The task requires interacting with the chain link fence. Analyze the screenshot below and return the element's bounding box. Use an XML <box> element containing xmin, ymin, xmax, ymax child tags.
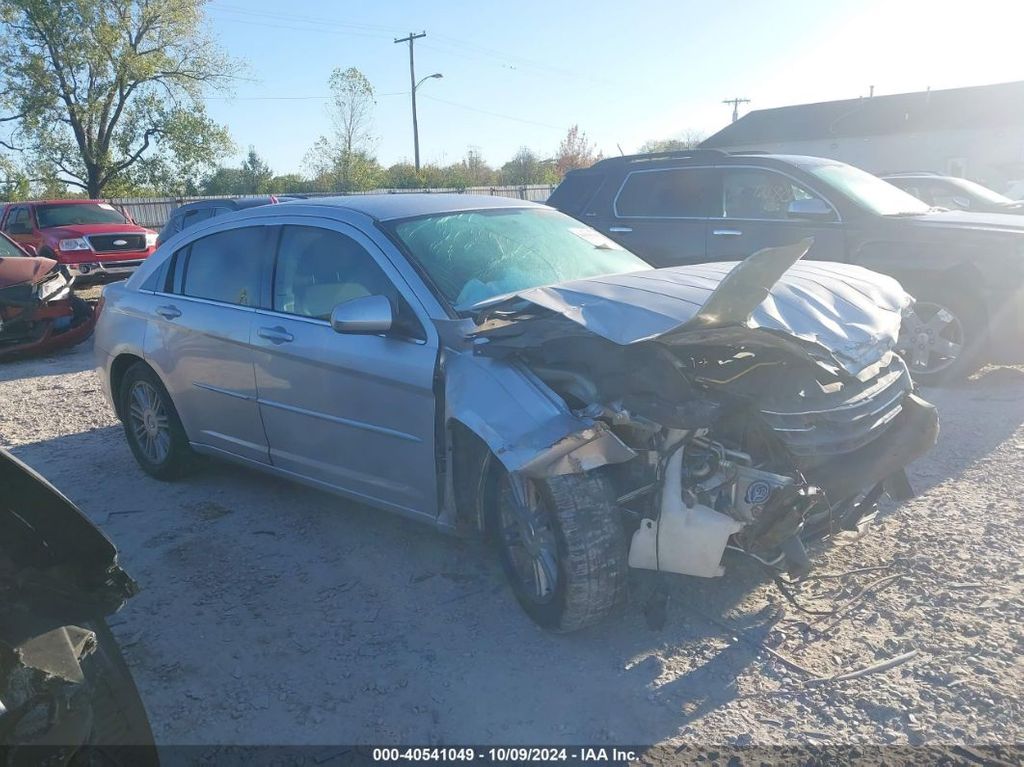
<box><xmin>103</xmin><ymin>185</ymin><xmax>555</xmax><ymax>229</ymax></box>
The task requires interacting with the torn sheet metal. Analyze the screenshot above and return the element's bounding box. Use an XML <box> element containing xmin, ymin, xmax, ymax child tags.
<box><xmin>480</xmin><ymin>257</ymin><xmax>912</xmax><ymax>376</ymax></box>
<box><xmin>444</xmin><ymin>353</ymin><xmax>636</xmax><ymax>477</ymax></box>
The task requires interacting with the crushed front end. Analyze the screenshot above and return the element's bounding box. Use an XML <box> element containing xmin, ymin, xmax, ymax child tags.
<box><xmin>0</xmin><ymin>257</ymin><xmax>96</xmax><ymax>361</ymax></box>
<box><xmin>469</xmin><ymin>246</ymin><xmax>939</xmax><ymax>579</ymax></box>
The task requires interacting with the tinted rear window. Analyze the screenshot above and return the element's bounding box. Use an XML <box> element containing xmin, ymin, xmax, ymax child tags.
<box><xmin>547</xmin><ymin>171</ymin><xmax>604</xmax><ymax>213</ymax></box>
<box><xmin>615</xmin><ymin>168</ymin><xmax>718</xmax><ymax>218</ymax></box>
<box><xmin>181</xmin><ymin>226</ymin><xmax>266</xmax><ymax>306</ymax></box>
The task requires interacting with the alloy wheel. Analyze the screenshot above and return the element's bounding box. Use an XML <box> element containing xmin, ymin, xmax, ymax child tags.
<box><xmin>127</xmin><ymin>380</ymin><xmax>171</xmax><ymax>465</ymax></box>
<box><xmin>497</xmin><ymin>475</ymin><xmax>560</xmax><ymax>604</ymax></box>
<box><xmin>900</xmin><ymin>301</ymin><xmax>965</xmax><ymax>375</ymax></box>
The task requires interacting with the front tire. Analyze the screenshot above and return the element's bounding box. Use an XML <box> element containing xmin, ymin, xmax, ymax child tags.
<box><xmin>119</xmin><ymin>362</ymin><xmax>193</xmax><ymax>480</ymax></box>
<box><xmin>487</xmin><ymin>465</ymin><xmax>628</xmax><ymax>632</ymax></box>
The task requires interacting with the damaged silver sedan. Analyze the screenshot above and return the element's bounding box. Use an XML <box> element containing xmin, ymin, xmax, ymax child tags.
<box><xmin>94</xmin><ymin>196</ymin><xmax>938</xmax><ymax>631</ymax></box>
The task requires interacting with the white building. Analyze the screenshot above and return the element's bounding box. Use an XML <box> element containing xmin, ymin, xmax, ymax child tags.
<box><xmin>700</xmin><ymin>81</ymin><xmax>1024</xmax><ymax>193</ymax></box>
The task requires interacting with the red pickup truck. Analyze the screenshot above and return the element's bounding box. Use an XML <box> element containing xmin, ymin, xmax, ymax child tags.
<box><xmin>0</xmin><ymin>200</ymin><xmax>157</xmax><ymax>281</ymax></box>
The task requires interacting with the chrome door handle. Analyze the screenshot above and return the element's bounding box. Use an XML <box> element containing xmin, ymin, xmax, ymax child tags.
<box><xmin>155</xmin><ymin>304</ymin><xmax>181</xmax><ymax>320</ymax></box>
<box><xmin>712</xmin><ymin>229</ymin><xmax>743</xmax><ymax>237</ymax></box>
<box><xmin>257</xmin><ymin>326</ymin><xmax>294</xmax><ymax>344</ymax></box>
<box><xmin>608</xmin><ymin>226</ymin><xmax>633</xmax><ymax>233</ymax></box>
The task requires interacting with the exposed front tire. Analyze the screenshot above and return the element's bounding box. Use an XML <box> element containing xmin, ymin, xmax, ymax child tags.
<box><xmin>119</xmin><ymin>362</ymin><xmax>194</xmax><ymax>481</ymax></box>
<box><xmin>898</xmin><ymin>287</ymin><xmax>985</xmax><ymax>385</ymax></box>
<box><xmin>487</xmin><ymin>464</ymin><xmax>628</xmax><ymax>632</ymax></box>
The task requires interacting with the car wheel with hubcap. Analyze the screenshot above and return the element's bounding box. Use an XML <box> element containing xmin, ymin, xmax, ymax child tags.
<box><xmin>119</xmin><ymin>362</ymin><xmax>193</xmax><ymax>480</ymax></box>
<box><xmin>488</xmin><ymin>464</ymin><xmax>628</xmax><ymax>632</ymax></box>
<box><xmin>898</xmin><ymin>289</ymin><xmax>984</xmax><ymax>385</ymax></box>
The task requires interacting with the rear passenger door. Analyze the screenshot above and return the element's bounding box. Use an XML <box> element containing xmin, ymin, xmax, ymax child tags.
<box><xmin>597</xmin><ymin>167</ymin><xmax>718</xmax><ymax>267</ymax></box>
<box><xmin>143</xmin><ymin>224</ymin><xmax>273</xmax><ymax>464</ymax></box>
<box><xmin>706</xmin><ymin>167</ymin><xmax>846</xmax><ymax>263</ymax></box>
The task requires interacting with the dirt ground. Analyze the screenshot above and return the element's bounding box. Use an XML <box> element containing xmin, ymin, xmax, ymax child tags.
<box><xmin>0</xmin><ymin>335</ymin><xmax>1021</xmax><ymax>753</ymax></box>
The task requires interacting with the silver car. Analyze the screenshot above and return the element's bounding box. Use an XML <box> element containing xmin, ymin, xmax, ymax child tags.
<box><xmin>95</xmin><ymin>195</ymin><xmax>937</xmax><ymax>632</ymax></box>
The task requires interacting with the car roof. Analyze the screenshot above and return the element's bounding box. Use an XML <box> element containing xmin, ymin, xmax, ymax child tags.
<box><xmin>172</xmin><ymin>197</ymin><xmax>279</xmax><ymax>213</ymax></box>
<box><xmin>586</xmin><ymin>150</ymin><xmax>844</xmax><ymax>172</ymax></box>
<box><xmin>274</xmin><ymin>193</ymin><xmax>541</xmax><ymax>221</ymax></box>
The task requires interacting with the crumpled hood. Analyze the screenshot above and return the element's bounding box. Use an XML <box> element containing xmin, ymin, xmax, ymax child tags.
<box><xmin>490</xmin><ymin>259</ymin><xmax>912</xmax><ymax>376</ymax></box>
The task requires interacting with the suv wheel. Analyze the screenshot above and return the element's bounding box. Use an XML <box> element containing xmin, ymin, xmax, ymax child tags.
<box><xmin>487</xmin><ymin>465</ymin><xmax>628</xmax><ymax>632</ymax></box>
<box><xmin>119</xmin><ymin>362</ymin><xmax>194</xmax><ymax>480</ymax></box>
<box><xmin>898</xmin><ymin>288</ymin><xmax>984</xmax><ymax>385</ymax></box>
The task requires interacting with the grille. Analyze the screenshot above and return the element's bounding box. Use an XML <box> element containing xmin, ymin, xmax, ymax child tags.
<box><xmin>87</xmin><ymin>233</ymin><xmax>146</xmax><ymax>253</ymax></box>
<box><xmin>759</xmin><ymin>356</ymin><xmax>912</xmax><ymax>460</ymax></box>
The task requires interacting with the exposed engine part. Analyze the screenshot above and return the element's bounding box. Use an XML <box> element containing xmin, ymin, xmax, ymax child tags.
<box><xmin>628</xmin><ymin>442</ymin><xmax>743</xmax><ymax>578</ymax></box>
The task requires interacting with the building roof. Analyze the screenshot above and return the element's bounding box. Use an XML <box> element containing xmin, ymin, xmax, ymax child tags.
<box><xmin>701</xmin><ymin>81</ymin><xmax>1024</xmax><ymax>148</ymax></box>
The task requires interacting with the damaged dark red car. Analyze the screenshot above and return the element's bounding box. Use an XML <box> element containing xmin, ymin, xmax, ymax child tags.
<box><xmin>0</xmin><ymin>233</ymin><xmax>96</xmax><ymax>361</ymax></box>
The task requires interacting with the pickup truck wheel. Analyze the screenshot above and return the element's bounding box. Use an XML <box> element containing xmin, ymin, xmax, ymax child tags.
<box><xmin>489</xmin><ymin>466</ymin><xmax>628</xmax><ymax>632</ymax></box>
<box><xmin>119</xmin><ymin>362</ymin><xmax>193</xmax><ymax>480</ymax></box>
<box><xmin>898</xmin><ymin>288</ymin><xmax>984</xmax><ymax>385</ymax></box>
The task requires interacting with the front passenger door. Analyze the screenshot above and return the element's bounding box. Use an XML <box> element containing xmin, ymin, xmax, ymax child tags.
<box><xmin>251</xmin><ymin>222</ymin><xmax>439</xmax><ymax>520</ymax></box>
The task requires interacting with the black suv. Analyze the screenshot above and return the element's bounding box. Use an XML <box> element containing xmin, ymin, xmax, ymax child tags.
<box><xmin>549</xmin><ymin>150</ymin><xmax>1024</xmax><ymax>382</ymax></box>
<box><xmin>156</xmin><ymin>195</ymin><xmax>300</xmax><ymax>247</ymax></box>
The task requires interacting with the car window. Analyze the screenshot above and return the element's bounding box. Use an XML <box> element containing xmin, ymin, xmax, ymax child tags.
<box><xmin>4</xmin><ymin>208</ymin><xmax>29</xmax><ymax>233</ymax></box>
<box><xmin>181</xmin><ymin>207</ymin><xmax>214</xmax><ymax>230</ymax></box>
<box><xmin>0</xmin><ymin>234</ymin><xmax>24</xmax><ymax>257</ymax></box>
<box><xmin>615</xmin><ymin>168</ymin><xmax>718</xmax><ymax>218</ymax></box>
<box><xmin>722</xmin><ymin>169</ymin><xmax>824</xmax><ymax>220</ymax></box>
<box><xmin>273</xmin><ymin>225</ymin><xmax>401</xmax><ymax>321</ymax></box>
<box><xmin>180</xmin><ymin>226</ymin><xmax>266</xmax><ymax>306</ymax></box>
<box><xmin>36</xmin><ymin>203</ymin><xmax>127</xmax><ymax>227</ymax></box>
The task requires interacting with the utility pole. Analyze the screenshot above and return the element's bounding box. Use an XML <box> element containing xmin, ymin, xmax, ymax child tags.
<box><xmin>395</xmin><ymin>31</ymin><xmax>427</xmax><ymax>170</ymax></box>
<box><xmin>722</xmin><ymin>97</ymin><xmax>750</xmax><ymax>123</ymax></box>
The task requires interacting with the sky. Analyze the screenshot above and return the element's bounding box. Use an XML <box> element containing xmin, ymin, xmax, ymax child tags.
<box><xmin>201</xmin><ymin>0</ymin><xmax>1024</xmax><ymax>176</ymax></box>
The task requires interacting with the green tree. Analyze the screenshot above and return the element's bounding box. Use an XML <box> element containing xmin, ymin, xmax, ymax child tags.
<box><xmin>499</xmin><ymin>147</ymin><xmax>557</xmax><ymax>185</ymax></box>
<box><xmin>460</xmin><ymin>147</ymin><xmax>496</xmax><ymax>186</ymax></box>
<box><xmin>638</xmin><ymin>130</ymin><xmax>706</xmax><ymax>154</ymax></box>
<box><xmin>0</xmin><ymin>0</ymin><xmax>235</xmax><ymax>197</ymax></box>
<box><xmin>384</xmin><ymin>162</ymin><xmax>422</xmax><ymax>189</ymax></box>
<box><xmin>240</xmin><ymin>147</ymin><xmax>274</xmax><ymax>194</ymax></box>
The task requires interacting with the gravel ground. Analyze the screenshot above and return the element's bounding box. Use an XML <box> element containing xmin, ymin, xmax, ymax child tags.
<box><xmin>0</xmin><ymin>335</ymin><xmax>1021</xmax><ymax>754</ymax></box>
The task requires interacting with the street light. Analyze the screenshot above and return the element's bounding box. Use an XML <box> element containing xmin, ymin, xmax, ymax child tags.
<box><xmin>412</xmin><ymin>73</ymin><xmax>443</xmax><ymax>171</ymax></box>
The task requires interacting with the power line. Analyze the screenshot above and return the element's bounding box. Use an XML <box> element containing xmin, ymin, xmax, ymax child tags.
<box><xmin>418</xmin><ymin>95</ymin><xmax>563</xmax><ymax>131</ymax></box>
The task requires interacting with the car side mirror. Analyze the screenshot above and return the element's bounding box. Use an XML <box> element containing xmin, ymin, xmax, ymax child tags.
<box><xmin>787</xmin><ymin>198</ymin><xmax>835</xmax><ymax>221</ymax></box>
<box><xmin>330</xmin><ymin>295</ymin><xmax>393</xmax><ymax>335</ymax></box>
<box><xmin>20</xmin><ymin>243</ymin><xmax>37</xmax><ymax>256</ymax></box>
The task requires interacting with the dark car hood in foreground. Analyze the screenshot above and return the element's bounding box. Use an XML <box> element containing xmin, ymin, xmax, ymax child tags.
<box><xmin>480</xmin><ymin>257</ymin><xmax>910</xmax><ymax>376</ymax></box>
<box><xmin>0</xmin><ymin>448</ymin><xmax>135</xmax><ymax>617</ymax></box>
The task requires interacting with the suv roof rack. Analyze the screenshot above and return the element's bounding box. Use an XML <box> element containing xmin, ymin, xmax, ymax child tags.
<box><xmin>596</xmin><ymin>148</ymin><xmax>729</xmax><ymax>166</ymax></box>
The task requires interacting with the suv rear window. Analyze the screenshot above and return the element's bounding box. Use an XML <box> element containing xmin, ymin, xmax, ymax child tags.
<box><xmin>547</xmin><ymin>171</ymin><xmax>604</xmax><ymax>214</ymax></box>
<box><xmin>615</xmin><ymin>168</ymin><xmax>718</xmax><ymax>218</ymax></box>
